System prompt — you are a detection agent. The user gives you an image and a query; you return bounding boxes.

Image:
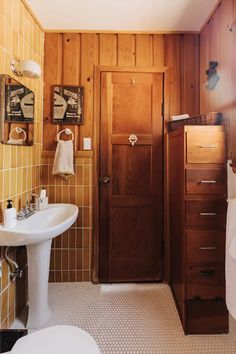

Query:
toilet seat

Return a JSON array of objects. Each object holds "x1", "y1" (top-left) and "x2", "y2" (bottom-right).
[{"x1": 10, "y1": 325, "x2": 101, "y2": 354}]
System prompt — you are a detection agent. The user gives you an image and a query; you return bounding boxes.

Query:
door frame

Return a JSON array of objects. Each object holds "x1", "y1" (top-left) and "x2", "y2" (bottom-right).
[{"x1": 92, "y1": 66, "x2": 171, "y2": 283}]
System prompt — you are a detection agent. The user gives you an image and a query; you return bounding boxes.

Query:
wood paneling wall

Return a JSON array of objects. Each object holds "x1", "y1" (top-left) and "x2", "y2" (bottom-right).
[
  {"x1": 200, "y1": 0, "x2": 236, "y2": 159},
  {"x1": 43, "y1": 32, "x2": 199, "y2": 282},
  {"x1": 44, "y1": 33, "x2": 200, "y2": 151}
]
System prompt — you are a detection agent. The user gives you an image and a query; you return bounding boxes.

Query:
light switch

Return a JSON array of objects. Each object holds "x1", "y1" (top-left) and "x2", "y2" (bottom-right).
[{"x1": 83, "y1": 137, "x2": 91, "y2": 150}]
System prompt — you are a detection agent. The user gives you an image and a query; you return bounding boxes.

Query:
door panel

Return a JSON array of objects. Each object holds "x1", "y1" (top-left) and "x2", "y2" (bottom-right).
[
  {"x1": 112, "y1": 83, "x2": 152, "y2": 134},
  {"x1": 99, "y1": 71, "x2": 163, "y2": 282},
  {"x1": 112, "y1": 145, "x2": 152, "y2": 196},
  {"x1": 111, "y1": 207, "x2": 153, "y2": 259}
]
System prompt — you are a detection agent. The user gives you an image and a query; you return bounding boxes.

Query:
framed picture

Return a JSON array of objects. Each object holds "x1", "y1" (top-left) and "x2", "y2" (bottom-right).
[
  {"x1": 52, "y1": 85, "x2": 84, "y2": 124},
  {"x1": 5, "y1": 82, "x2": 34, "y2": 123}
]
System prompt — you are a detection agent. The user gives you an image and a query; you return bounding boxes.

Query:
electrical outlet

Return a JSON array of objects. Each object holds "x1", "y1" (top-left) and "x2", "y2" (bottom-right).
[{"x1": 83, "y1": 138, "x2": 91, "y2": 150}]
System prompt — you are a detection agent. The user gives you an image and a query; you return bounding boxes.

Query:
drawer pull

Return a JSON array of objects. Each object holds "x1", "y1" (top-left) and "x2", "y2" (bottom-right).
[
  {"x1": 199, "y1": 270, "x2": 215, "y2": 277},
  {"x1": 200, "y1": 246, "x2": 217, "y2": 250},
  {"x1": 200, "y1": 180, "x2": 217, "y2": 184},
  {"x1": 198, "y1": 145, "x2": 217, "y2": 149},
  {"x1": 200, "y1": 212, "x2": 216, "y2": 216}
]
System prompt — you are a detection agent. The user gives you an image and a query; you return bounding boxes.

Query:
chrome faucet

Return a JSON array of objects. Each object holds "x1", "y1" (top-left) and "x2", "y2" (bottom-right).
[{"x1": 17, "y1": 193, "x2": 41, "y2": 220}]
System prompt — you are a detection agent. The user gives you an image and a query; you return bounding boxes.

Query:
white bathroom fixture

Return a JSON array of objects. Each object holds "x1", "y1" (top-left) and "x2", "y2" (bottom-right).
[
  {"x1": 0, "y1": 204, "x2": 78, "y2": 328},
  {"x1": 10, "y1": 325, "x2": 100, "y2": 354},
  {"x1": 10, "y1": 58, "x2": 41, "y2": 78}
]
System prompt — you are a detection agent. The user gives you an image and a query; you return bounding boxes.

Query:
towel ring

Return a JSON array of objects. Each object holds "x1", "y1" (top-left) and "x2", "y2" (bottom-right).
[
  {"x1": 57, "y1": 128, "x2": 74, "y2": 142},
  {"x1": 9, "y1": 127, "x2": 27, "y2": 141}
]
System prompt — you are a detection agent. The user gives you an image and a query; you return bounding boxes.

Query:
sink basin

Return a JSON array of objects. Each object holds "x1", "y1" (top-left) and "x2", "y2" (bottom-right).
[
  {"x1": 0, "y1": 203, "x2": 78, "y2": 329},
  {"x1": 0, "y1": 203, "x2": 78, "y2": 246}
]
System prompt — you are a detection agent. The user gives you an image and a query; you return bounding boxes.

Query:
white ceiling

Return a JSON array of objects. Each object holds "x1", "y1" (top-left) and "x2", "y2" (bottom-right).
[{"x1": 26, "y1": 0, "x2": 219, "y2": 32}]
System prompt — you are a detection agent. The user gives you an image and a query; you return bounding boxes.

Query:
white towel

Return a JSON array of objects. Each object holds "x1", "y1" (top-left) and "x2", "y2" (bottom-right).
[
  {"x1": 52, "y1": 140, "x2": 75, "y2": 179},
  {"x1": 171, "y1": 114, "x2": 190, "y2": 121},
  {"x1": 226, "y1": 198, "x2": 236, "y2": 320}
]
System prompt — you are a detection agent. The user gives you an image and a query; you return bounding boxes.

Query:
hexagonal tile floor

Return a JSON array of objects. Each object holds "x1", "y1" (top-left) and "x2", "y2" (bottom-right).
[{"x1": 12, "y1": 283, "x2": 236, "y2": 353}]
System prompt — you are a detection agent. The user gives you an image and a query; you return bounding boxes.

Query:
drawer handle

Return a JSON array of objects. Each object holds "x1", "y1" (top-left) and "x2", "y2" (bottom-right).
[
  {"x1": 200, "y1": 180, "x2": 217, "y2": 184},
  {"x1": 200, "y1": 212, "x2": 216, "y2": 216},
  {"x1": 200, "y1": 246, "x2": 217, "y2": 250},
  {"x1": 198, "y1": 145, "x2": 217, "y2": 149},
  {"x1": 199, "y1": 270, "x2": 215, "y2": 277}
]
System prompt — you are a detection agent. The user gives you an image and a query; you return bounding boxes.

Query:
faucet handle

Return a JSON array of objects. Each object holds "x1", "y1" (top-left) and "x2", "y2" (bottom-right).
[
  {"x1": 26, "y1": 193, "x2": 39, "y2": 206},
  {"x1": 28, "y1": 203, "x2": 35, "y2": 212},
  {"x1": 27, "y1": 193, "x2": 42, "y2": 212}
]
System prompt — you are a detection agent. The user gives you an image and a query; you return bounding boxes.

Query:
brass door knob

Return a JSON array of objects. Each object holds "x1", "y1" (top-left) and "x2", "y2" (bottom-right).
[{"x1": 101, "y1": 176, "x2": 110, "y2": 184}]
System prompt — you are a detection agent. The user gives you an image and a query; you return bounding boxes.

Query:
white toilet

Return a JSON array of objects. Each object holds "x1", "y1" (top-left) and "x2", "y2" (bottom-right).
[{"x1": 9, "y1": 325, "x2": 101, "y2": 354}]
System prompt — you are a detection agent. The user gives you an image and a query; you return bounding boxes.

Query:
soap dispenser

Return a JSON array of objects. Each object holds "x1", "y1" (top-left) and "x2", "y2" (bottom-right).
[{"x1": 4, "y1": 200, "x2": 17, "y2": 228}]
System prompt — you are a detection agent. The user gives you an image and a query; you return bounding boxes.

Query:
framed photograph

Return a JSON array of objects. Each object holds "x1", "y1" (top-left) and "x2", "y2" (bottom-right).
[{"x1": 52, "y1": 85, "x2": 84, "y2": 124}]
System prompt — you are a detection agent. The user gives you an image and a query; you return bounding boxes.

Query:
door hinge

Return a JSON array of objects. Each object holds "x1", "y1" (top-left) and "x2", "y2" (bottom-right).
[{"x1": 162, "y1": 101, "x2": 165, "y2": 116}]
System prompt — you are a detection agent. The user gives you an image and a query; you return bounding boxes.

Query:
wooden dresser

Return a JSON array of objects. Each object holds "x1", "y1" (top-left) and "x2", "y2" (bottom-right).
[{"x1": 168, "y1": 126, "x2": 228, "y2": 334}]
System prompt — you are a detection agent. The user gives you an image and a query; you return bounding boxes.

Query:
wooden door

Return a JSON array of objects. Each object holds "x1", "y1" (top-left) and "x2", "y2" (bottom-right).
[{"x1": 99, "y1": 71, "x2": 163, "y2": 282}]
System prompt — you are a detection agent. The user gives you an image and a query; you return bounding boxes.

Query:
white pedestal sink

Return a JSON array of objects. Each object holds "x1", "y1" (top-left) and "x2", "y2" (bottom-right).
[{"x1": 0, "y1": 204, "x2": 78, "y2": 328}]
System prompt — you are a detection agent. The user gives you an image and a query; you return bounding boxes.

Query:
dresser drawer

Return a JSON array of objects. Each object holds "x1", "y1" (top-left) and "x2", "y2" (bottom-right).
[
  {"x1": 186, "y1": 299, "x2": 228, "y2": 334},
  {"x1": 186, "y1": 132, "x2": 226, "y2": 164},
  {"x1": 186, "y1": 169, "x2": 227, "y2": 195},
  {"x1": 186, "y1": 201, "x2": 226, "y2": 228},
  {"x1": 186, "y1": 267, "x2": 225, "y2": 300},
  {"x1": 186, "y1": 230, "x2": 225, "y2": 263}
]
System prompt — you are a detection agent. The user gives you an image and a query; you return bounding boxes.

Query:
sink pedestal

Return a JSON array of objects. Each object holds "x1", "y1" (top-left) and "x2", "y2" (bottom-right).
[
  {"x1": 0, "y1": 204, "x2": 79, "y2": 328},
  {"x1": 26, "y1": 239, "x2": 52, "y2": 328}
]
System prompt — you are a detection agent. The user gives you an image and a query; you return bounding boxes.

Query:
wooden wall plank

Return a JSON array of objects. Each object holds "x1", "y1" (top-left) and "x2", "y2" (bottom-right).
[
  {"x1": 207, "y1": 10, "x2": 220, "y2": 113},
  {"x1": 165, "y1": 34, "x2": 181, "y2": 117},
  {"x1": 199, "y1": 25, "x2": 209, "y2": 114},
  {"x1": 99, "y1": 34, "x2": 117, "y2": 66},
  {"x1": 62, "y1": 33, "x2": 80, "y2": 85},
  {"x1": 153, "y1": 34, "x2": 165, "y2": 67},
  {"x1": 80, "y1": 33, "x2": 99, "y2": 149},
  {"x1": 43, "y1": 33, "x2": 62, "y2": 150},
  {"x1": 117, "y1": 34, "x2": 135, "y2": 66},
  {"x1": 180, "y1": 34, "x2": 199, "y2": 116},
  {"x1": 136, "y1": 34, "x2": 153, "y2": 67},
  {"x1": 61, "y1": 33, "x2": 81, "y2": 150}
]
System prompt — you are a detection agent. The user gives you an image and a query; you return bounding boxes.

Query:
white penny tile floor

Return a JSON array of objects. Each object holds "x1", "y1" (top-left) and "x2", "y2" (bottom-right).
[{"x1": 12, "y1": 283, "x2": 236, "y2": 353}]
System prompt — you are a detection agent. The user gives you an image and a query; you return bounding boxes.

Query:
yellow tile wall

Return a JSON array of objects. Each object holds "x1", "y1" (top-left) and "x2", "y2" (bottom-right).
[
  {"x1": 0, "y1": 0, "x2": 44, "y2": 328},
  {"x1": 42, "y1": 156, "x2": 93, "y2": 282}
]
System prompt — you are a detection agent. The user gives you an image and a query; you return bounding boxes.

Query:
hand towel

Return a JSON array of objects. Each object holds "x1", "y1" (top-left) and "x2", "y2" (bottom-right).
[
  {"x1": 226, "y1": 198, "x2": 236, "y2": 320},
  {"x1": 52, "y1": 140, "x2": 75, "y2": 179},
  {"x1": 171, "y1": 114, "x2": 190, "y2": 121}
]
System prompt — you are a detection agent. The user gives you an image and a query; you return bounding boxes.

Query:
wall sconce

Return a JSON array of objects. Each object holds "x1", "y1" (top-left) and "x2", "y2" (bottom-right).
[
  {"x1": 10, "y1": 58, "x2": 41, "y2": 79},
  {"x1": 206, "y1": 61, "x2": 220, "y2": 90}
]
